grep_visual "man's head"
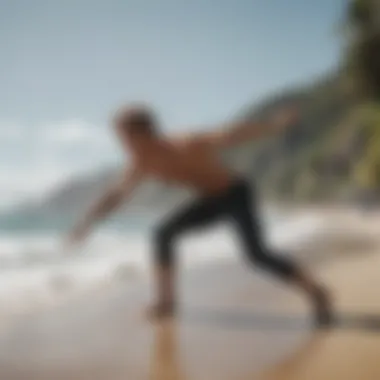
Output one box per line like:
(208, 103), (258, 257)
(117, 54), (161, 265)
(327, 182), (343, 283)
(113, 104), (160, 151)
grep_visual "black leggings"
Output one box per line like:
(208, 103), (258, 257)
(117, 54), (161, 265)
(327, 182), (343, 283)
(154, 179), (297, 279)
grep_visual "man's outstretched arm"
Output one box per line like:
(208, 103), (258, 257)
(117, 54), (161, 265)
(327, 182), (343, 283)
(193, 107), (299, 150)
(66, 166), (144, 247)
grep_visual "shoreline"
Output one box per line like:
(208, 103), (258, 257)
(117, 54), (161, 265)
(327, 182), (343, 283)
(0, 207), (379, 378)
(0, 206), (377, 320)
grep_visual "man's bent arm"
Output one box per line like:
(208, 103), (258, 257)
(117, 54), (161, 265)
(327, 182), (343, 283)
(194, 107), (299, 150)
(67, 166), (143, 245)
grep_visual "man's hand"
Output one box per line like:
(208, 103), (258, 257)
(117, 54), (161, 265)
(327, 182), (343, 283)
(66, 224), (88, 247)
(270, 106), (300, 133)
(62, 224), (89, 254)
(61, 166), (144, 255)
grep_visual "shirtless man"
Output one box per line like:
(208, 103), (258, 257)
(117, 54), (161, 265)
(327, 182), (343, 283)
(67, 104), (332, 326)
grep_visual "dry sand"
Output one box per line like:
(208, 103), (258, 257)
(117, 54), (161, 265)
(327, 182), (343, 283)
(0, 210), (379, 380)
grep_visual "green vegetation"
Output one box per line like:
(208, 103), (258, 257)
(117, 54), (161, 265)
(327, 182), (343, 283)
(346, 0), (380, 99)
(354, 104), (380, 189)
(346, 0), (380, 193)
(244, 0), (380, 202)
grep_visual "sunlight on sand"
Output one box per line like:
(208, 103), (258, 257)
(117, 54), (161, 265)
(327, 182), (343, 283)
(0, 210), (380, 379)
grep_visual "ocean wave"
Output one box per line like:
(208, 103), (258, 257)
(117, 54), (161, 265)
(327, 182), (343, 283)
(0, 210), (325, 316)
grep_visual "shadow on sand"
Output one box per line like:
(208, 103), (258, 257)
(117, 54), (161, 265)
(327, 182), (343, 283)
(184, 308), (380, 332)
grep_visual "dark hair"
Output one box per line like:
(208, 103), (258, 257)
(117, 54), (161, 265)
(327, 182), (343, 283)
(114, 105), (158, 136)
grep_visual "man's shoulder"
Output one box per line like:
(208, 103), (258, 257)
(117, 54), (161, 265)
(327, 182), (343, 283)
(169, 134), (208, 150)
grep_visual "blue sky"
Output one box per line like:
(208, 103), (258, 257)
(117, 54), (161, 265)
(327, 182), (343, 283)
(0, 0), (346, 206)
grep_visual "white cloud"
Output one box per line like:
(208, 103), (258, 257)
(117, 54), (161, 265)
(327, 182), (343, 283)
(0, 162), (73, 207)
(45, 122), (90, 144)
(42, 119), (111, 145)
(0, 119), (119, 209)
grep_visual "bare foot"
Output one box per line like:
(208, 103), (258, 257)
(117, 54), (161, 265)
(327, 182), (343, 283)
(145, 302), (176, 321)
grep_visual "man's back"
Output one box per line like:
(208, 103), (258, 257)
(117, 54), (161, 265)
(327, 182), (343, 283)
(135, 138), (234, 195)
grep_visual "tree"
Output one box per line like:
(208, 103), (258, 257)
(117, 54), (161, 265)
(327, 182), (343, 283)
(346, 0), (380, 99)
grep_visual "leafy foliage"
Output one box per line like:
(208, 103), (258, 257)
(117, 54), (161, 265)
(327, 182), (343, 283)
(345, 0), (380, 99)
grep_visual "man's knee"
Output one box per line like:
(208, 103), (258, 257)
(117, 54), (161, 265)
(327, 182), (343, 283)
(153, 226), (176, 267)
(249, 249), (297, 279)
(155, 225), (172, 246)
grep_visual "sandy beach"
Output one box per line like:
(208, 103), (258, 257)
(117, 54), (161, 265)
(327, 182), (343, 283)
(0, 209), (379, 380)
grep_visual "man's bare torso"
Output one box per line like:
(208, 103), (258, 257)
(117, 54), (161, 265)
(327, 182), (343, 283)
(135, 138), (235, 195)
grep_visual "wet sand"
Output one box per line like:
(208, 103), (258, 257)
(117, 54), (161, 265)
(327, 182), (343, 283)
(0, 212), (380, 380)
(260, 243), (380, 380)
